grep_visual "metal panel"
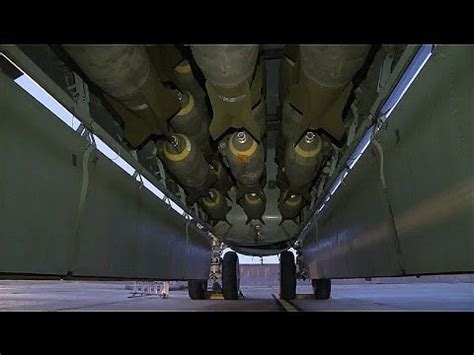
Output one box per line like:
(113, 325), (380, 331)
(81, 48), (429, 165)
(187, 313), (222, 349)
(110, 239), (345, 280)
(264, 58), (281, 116)
(303, 148), (402, 279)
(378, 45), (474, 274)
(0, 72), (84, 275)
(75, 152), (210, 280)
(303, 45), (473, 279)
(0, 71), (211, 280)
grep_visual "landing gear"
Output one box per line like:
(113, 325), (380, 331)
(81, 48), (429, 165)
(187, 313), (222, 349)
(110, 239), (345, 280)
(280, 251), (296, 300)
(188, 280), (207, 300)
(222, 251), (240, 300)
(312, 279), (331, 300)
(294, 240), (309, 281)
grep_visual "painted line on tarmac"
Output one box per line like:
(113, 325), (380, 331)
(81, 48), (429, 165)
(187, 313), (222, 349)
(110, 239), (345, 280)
(272, 294), (301, 312)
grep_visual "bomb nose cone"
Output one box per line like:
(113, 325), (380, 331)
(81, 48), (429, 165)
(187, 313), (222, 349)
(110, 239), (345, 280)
(165, 134), (186, 155)
(297, 131), (321, 153)
(230, 130), (255, 153)
(237, 131), (247, 144)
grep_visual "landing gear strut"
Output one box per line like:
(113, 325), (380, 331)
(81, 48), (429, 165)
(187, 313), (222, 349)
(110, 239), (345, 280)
(312, 279), (331, 300)
(295, 240), (309, 281)
(209, 237), (223, 283)
(222, 251), (240, 300)
(279, 251), (296, 300)
(188, 237), (224, 300)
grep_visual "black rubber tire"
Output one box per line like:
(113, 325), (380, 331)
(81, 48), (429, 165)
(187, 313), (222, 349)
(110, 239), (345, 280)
(222, 251), (240, 300)
(312, 279), (331, 300)
(188, 280), (207, 300)
(280, 251), (296, 300)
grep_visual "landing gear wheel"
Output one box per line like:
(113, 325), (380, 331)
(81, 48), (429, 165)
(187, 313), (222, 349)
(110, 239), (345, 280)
(312, 279), (331, 300)
(280, 251), (296, 300)
(188, 280), (207, 300)
(222, 251), (240, 300)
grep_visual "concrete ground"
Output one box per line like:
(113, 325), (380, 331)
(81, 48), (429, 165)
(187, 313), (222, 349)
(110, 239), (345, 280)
(0, 280), (472, 311)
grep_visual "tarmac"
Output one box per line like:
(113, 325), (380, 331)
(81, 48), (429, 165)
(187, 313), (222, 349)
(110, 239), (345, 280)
(0, 280), (472, 311)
